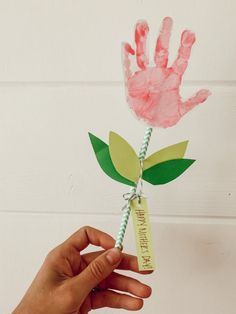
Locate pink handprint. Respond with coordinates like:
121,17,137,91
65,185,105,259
123,17,211,128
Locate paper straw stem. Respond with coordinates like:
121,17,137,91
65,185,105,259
115,127,153,248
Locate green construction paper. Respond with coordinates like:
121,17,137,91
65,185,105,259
143,141,188,170
109,131,140,183
142,158,195,185
89,133,136,186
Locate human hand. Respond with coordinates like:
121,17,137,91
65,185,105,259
123,17,211,128
13,226,152,314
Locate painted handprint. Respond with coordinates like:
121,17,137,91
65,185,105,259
123,17,211,128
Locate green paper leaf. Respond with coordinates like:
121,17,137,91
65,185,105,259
142,159,195,185
109,131,140,183
143,141,189,170
89,133,135,186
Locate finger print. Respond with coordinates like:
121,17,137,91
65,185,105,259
135,20,149,70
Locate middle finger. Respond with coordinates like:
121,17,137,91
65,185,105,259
97,272,152,298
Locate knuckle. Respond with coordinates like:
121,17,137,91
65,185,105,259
64,289,77,308
45,247,57,263
89,259,105,281
97,278,107,290
78,225,91,235
80,225,90,232
58,284,77,309
45,245,63,265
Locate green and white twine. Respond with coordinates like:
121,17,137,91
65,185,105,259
115,127,153,249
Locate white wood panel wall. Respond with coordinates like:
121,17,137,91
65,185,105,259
0,1,235,313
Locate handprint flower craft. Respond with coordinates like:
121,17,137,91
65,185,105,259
89,17,211,270
123,17,211,127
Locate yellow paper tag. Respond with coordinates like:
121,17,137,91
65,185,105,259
130,197,155,271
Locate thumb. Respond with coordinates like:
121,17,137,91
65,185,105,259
75,248,122,298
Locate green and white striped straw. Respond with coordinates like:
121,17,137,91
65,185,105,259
115,127,153,249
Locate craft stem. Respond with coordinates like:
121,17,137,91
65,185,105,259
115,127,153,249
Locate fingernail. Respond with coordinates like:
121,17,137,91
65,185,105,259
106,248,121,265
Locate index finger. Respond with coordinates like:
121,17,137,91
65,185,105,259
63,226,115,252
